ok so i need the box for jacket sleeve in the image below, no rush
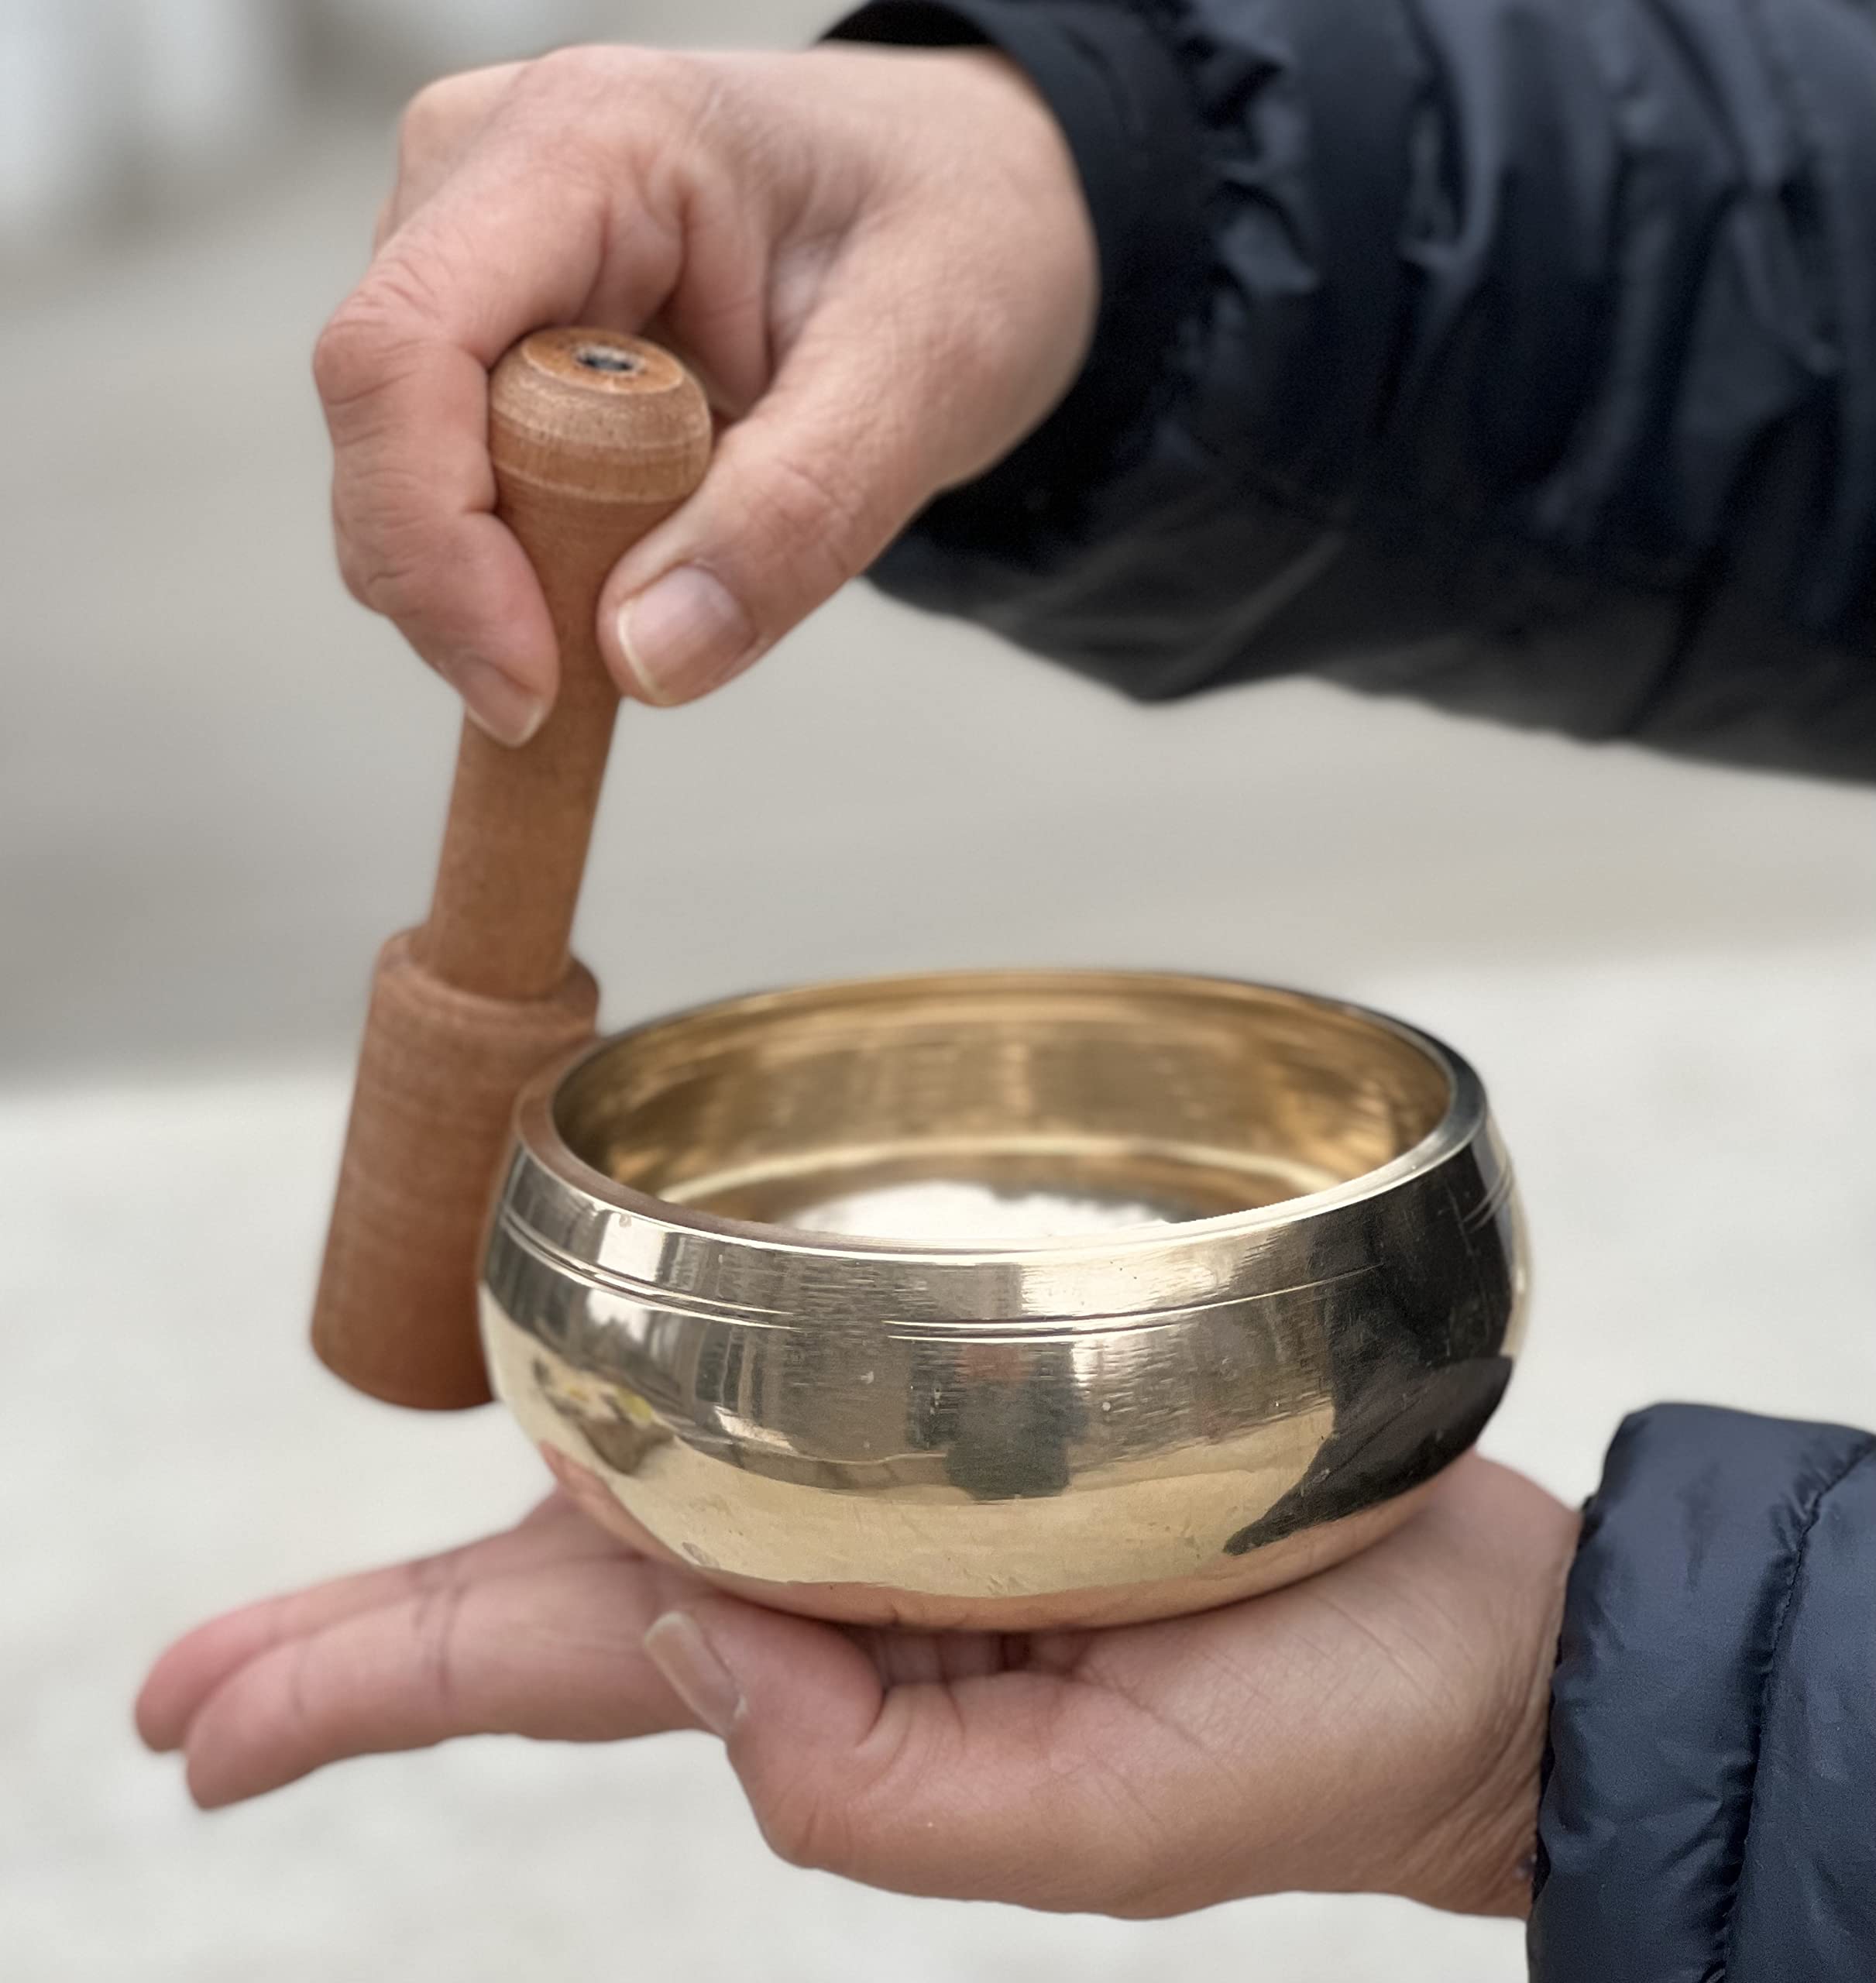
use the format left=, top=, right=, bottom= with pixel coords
left=829, top=0, right=1876, bottom=782
left=1530, top=1404, right=1876, bottom=1981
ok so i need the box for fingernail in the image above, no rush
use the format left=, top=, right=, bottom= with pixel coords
left=616, top=566, right=754, bottom=704
left=644, top=1611, right=744, bottom=1739
left=455, top=656, right=546, bottom=746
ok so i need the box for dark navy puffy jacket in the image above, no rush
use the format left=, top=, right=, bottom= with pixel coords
left=827, top=2, right=1876, bottom=1967
left=836, top=0, right=1876, bottom=782
left=1537, top=1406, right=1876, bottom=1978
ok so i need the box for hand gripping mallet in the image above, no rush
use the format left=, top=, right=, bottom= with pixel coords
left=311, top=328, right=712, bottom=1409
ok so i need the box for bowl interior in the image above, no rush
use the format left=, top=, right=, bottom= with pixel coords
left=548, top=974, right=1452, bottom=1242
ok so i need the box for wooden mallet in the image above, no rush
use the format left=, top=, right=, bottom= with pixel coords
left=311, top=328, right=712, bottom=1410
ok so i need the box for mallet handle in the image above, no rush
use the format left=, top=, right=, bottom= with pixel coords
left=311, top=330, right=711, bottom=1410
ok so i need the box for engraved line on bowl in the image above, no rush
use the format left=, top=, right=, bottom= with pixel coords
left=493, top=1205, right=790, bottom=1322
left=493, top=1204, right=1376, bottom=1338
left=1459, top=1165, right=1517, bottom=1232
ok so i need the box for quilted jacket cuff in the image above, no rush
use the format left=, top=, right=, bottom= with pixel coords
left=1533, top=1403, right=1876, bottom=1981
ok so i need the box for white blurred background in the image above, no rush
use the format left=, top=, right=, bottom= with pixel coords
left=2, top=2, right=598, bottom=254
left=2, top=5, right=1873, bottom=1979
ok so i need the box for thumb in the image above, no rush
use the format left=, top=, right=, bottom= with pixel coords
left=642, top=1596, right=1141, bottom=1908
left=595, top=308, right=950, bottom=706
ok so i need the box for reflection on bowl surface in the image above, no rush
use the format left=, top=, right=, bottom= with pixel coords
left=481, top=971, right=1524, bottom=1628
left=790, top=1179, right=1177, bottom=1241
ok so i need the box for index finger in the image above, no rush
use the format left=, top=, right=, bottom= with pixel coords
left=314, top=115, right=677, bottom=734
left=177, top=1551, right=708, bottom=1808
left=134, top=1494, right=615, bottom=1755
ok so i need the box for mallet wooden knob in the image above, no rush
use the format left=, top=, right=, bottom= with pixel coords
left=312, top=329, right=712, bottom=1409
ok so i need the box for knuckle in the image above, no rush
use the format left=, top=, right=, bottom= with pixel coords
left=278, top=1636, right=319, bottom=1743
left=332, top=496, right=430, bottom=621
left=332, top=534, right=373, bottom=611
left=521, top=41, right=606, bottom=91
left=363, top=251, right=452, bottom=332
left=750, top=448, right=875, bottom=597
left=754, top=1699, right=936, bottom=1885
left=487, top=50, right=651, bottom=203
left=751, top=1777, right=857, bottom=1876
left=344, top=536, right=426, bottom=623
left=514, top=43, right=706, bottom=142
left=312, top=264, right=444, bottom=417
left=516, top=42, right=634, bottom=115
left=406, top=1579, right=468, bottom=1714
left=338, top=546, right=403, bottom=619
left=396, top=77, right=459, bottom=162
left=527, top=40, right=685, bottom=95
left=311, top=305, right=380, bottom=413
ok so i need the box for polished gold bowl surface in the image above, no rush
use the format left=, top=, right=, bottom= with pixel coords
left=481, top=971, right=1524, bottom=1628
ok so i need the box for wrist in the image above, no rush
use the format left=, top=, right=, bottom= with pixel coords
left=826, top=1, right=1207, bottom=500
left=920, top=42, right=1101, bottom=374
left=1408, top=1507, right=1579, bottom=1919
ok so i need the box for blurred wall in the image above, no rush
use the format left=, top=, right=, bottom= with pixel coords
left=0, top=0, right=827, bottom=263
left=3, top=0, right=1872, bottom=1095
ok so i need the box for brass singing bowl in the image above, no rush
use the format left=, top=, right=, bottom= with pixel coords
left=479, top=971, right=1524, bottom=1630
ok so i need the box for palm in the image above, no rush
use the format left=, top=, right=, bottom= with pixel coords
left=139, top=1456, right=1572, bottom=1918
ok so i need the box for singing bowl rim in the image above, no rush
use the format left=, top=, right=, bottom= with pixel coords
left=501, top=966, right=1486, bottom=1267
